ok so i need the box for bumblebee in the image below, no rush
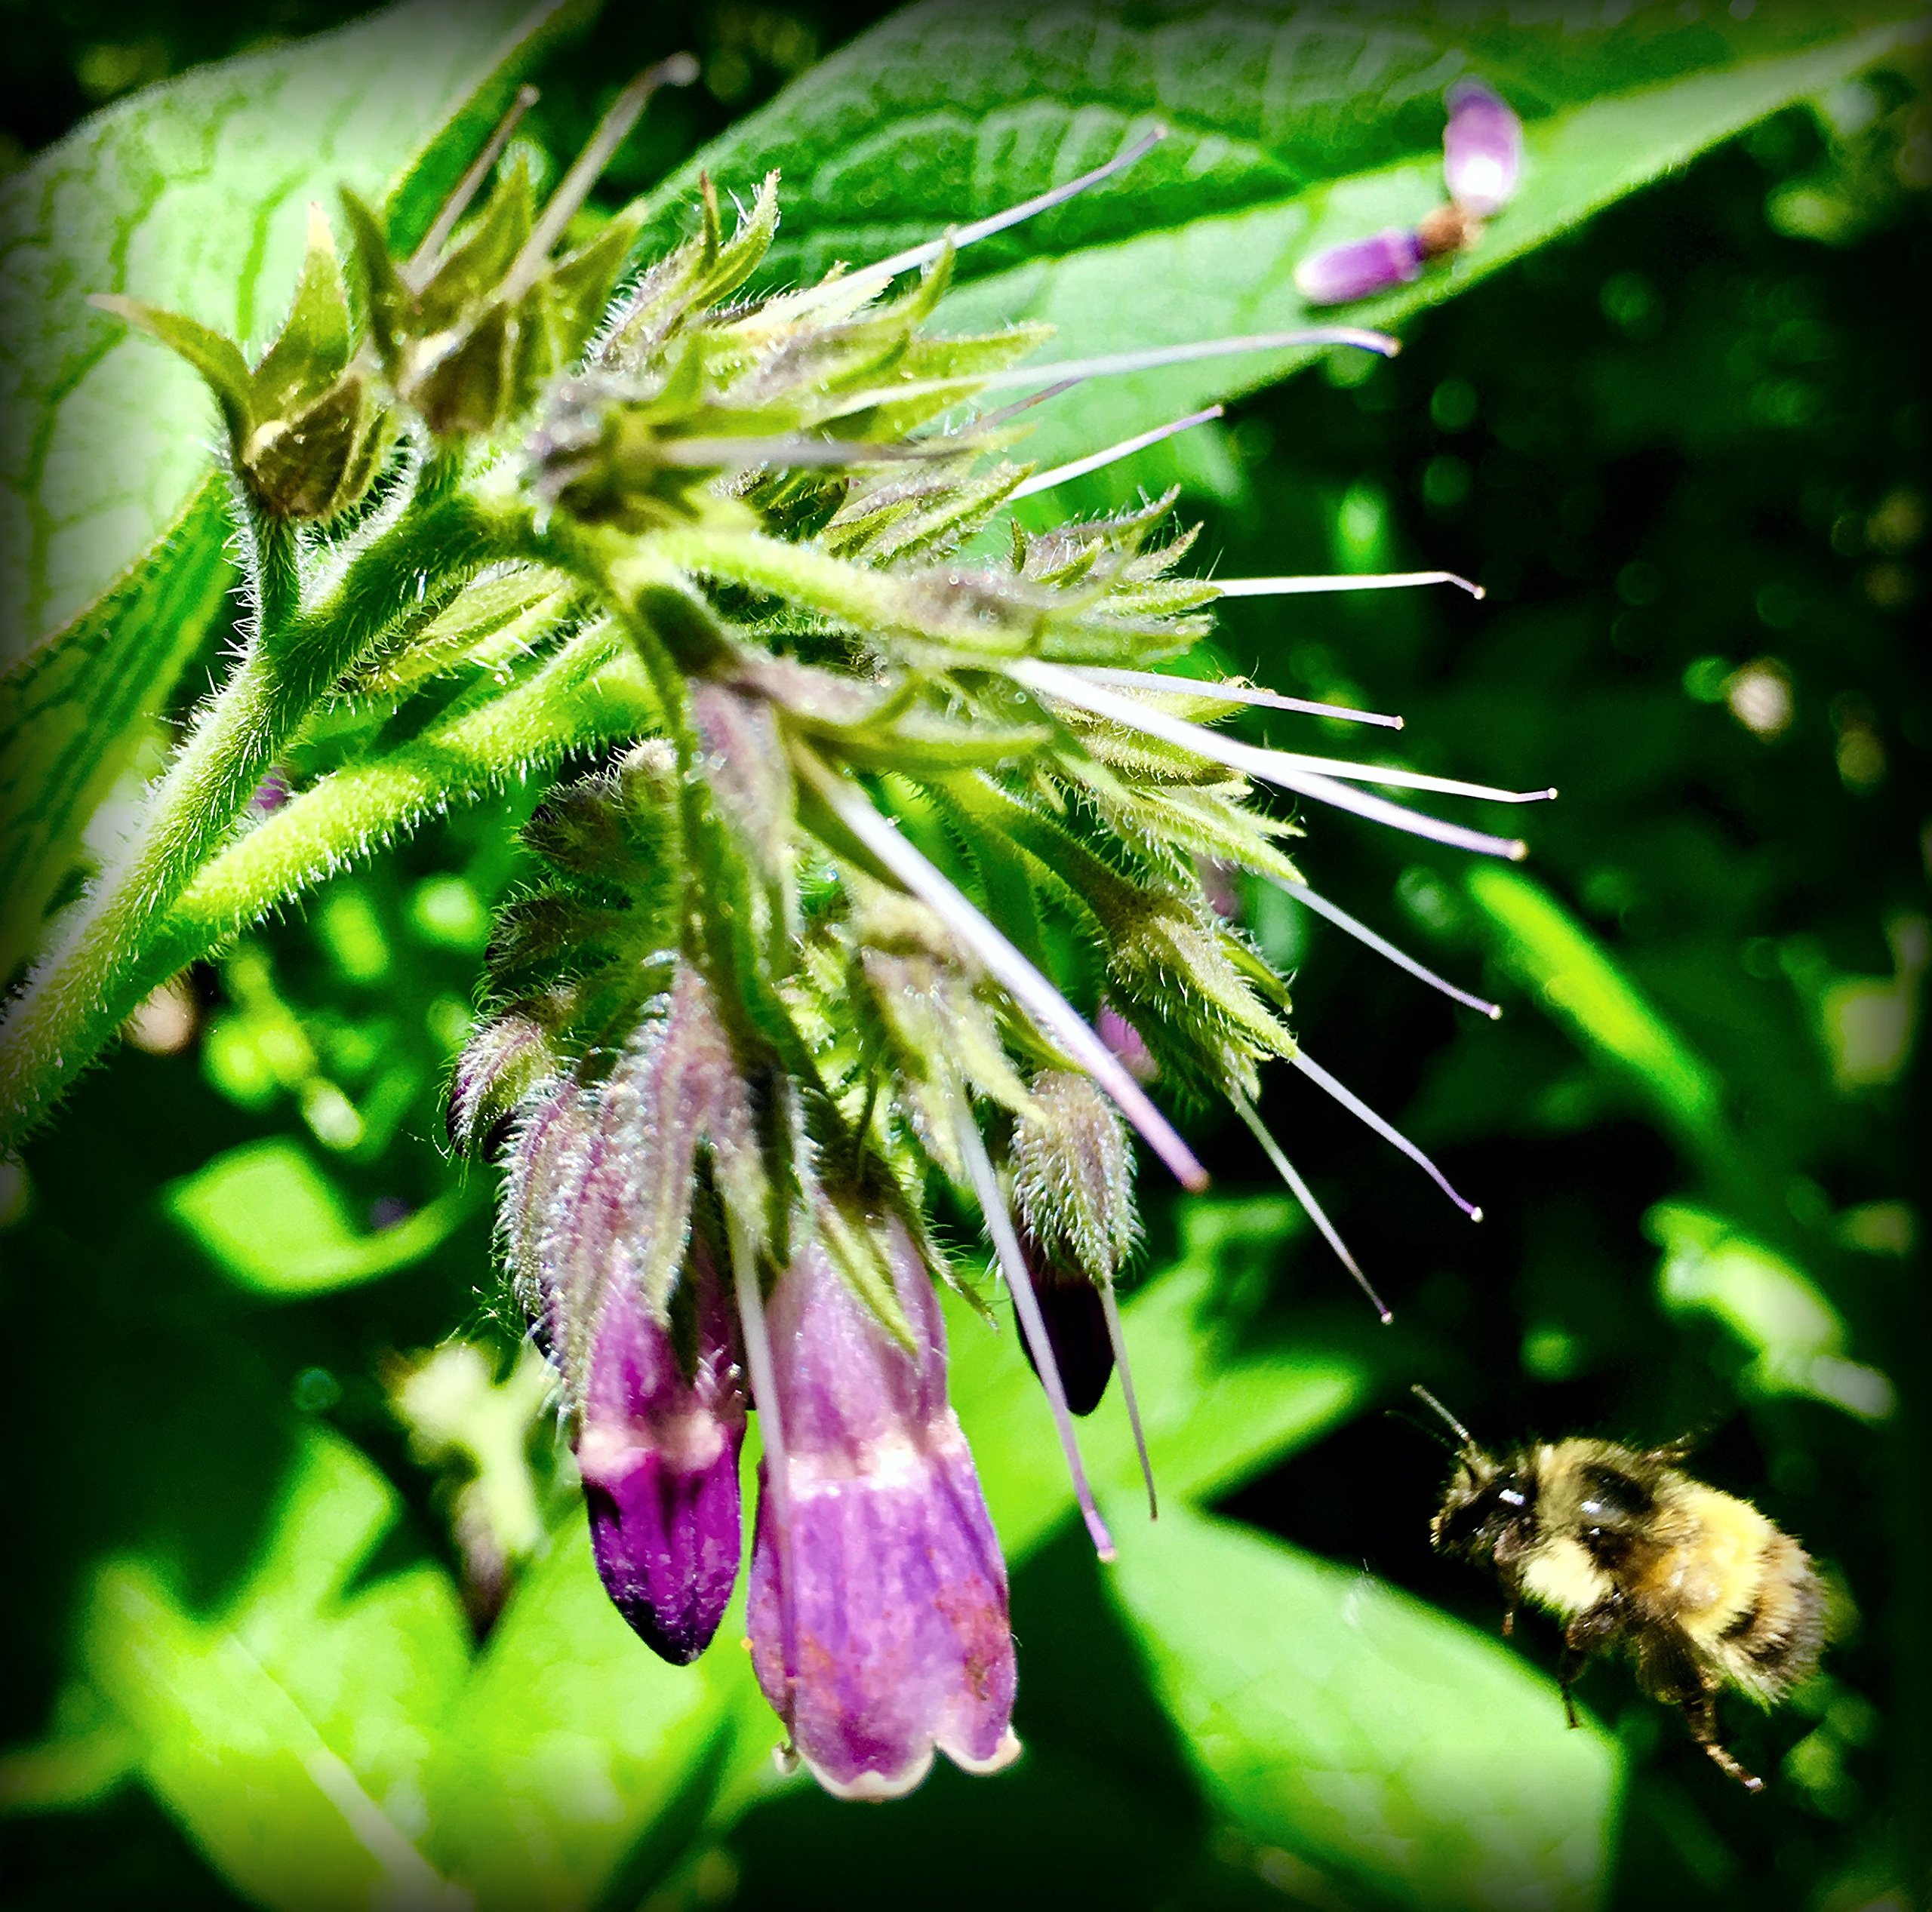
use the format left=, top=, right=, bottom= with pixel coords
left=1417, top=1388, right=1826, bottom=1790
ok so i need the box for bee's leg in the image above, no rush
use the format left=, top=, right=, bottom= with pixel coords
left=1684, top=1691, right=1764, bottom=1794
left=1558, top=1598, right=1625, bottom=1730
left=1556, top=1651, right=1584, bottom=1729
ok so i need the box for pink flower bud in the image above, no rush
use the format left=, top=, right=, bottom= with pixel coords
left=578, top=1239, right=746, bottom=1665
left=1443, top=80, right=1523, bottom=219
left=1294, top=228, right=1426, bottom=307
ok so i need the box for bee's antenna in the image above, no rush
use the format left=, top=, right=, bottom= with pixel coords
left=1385, top=1406, right=1459, bottom=1455
left=1411, top=1383, right=1476, bottom=1449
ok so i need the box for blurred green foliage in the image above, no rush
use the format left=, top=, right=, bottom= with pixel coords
left=2, top=4, right=1927, bottom=1910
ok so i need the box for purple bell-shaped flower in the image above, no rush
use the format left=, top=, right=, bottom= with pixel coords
left=577, top=1238, right=746, bottom=1665
left=746, top=1220, right=1019, bottom=1799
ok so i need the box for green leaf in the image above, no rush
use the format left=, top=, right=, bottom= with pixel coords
left=645, top=5, right=1925, bottom=469
left=950, top=1195, right=1368, bottom=1562
left=81, top=1429, right=470, bottom=1912
left=1110, top=1502, right=1623, bottom=1912
left=0, top=0, right=578, bottom=974
left=426, top=1510, right=761, bottom=1912
left=1463, top=867, right=1725, bottom=1152
left=164, top=1136, right=472, bottom=1293
left=1647, top=1201, right=1895, bottom=1422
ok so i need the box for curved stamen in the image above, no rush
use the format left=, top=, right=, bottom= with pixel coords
left=816, top=330, right=1399, bottom=426
left=1010, top=660, right=1538, bottom=857
left=1281, top=881, right=1502, bottom=1018
left=1290, top=1047, right=1483, bottom=1222
left=1009, top=405, right=1223, bottom=500
left=1097, top=1279, right=1157, bottom=1520
left=1230, top=1087, right=1390, bottom=1320
left=503, top=55, right=698, bottom=303
left=409, top=85, right=540, bottom=281
left=1216, top=570, right=1484, bottom=600
left=956, top=1113, right=1116, bottom=1561
left=1073, top=668, right=1402, bottom=730
left=781, top=125, right=1170, bottom=319
left=793, top=746, right=1208, bottom=1191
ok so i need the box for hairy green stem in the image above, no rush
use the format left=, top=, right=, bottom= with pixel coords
left=100, top=630, right=657, bottom=1068
left=0, top=483, right=531, bottom=1146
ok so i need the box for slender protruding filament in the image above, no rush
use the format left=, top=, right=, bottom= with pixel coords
left=782, top=125, right=1169, bottom=318
left=730, top=1214, right=796, bottom=1677
left=1216, top=570, right=1484, bottom=600
left=957, top=1113, right=1117, bottom=1561
left=408, top=84, right=540, bottom=281
left=1097, top=1279, right=1157, bottom=1519
left=1009, top=405, right=1223, bottom=500
left=817, top=329, right=1398, bottom=426
left=1230, top=1087, right=1391, bottom=1320
left=1281, top=881, right=1501, bottom=1018
left=1411, top=1383, right=1477, bottom=1449
left=503, top=54, right=699, bottom=302
left=1010, top=659, right=1539, bottom=859
left=1291, top=1048, right=1483, bottom=1221
left=793, top=746, right=1208, bottom=1191
left=1073, top=668, right=1403, bottom=730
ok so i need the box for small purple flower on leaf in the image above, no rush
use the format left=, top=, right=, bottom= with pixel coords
left=1443, top=79, right=1523, bottom=219
left=578, top=1237, right=746, bottom=1665
left=1294, top=227, right=1425, bottom=307
left=746, top=1222, right=1018, bottom=1800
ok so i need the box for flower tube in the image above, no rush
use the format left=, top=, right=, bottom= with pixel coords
left=746, top=1221, right=1019, bottom=1800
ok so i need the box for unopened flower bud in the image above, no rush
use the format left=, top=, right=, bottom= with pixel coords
left=578, top=1238, right=746, bottom=1665
left=1014, top=1231, right=1113, bottom=1416
left=746, top=1221, right=1018, bottom=1799
left=1294, top=227, right=1424, bottom=306
left=1443, top=80, right=1523, bottom=218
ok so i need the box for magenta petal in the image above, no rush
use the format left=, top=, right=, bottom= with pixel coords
left=1444, top=80, right=1523, bottom=217
left=1294, top=229, right=1425, bottom=307
left=747, top=1227, right=1019, bottom=1799
left=578, top=1244, right=746, bottom=1664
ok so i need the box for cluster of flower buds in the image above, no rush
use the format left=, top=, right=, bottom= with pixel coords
left=94, top=206, right=389, bottom=520
left=1296, top=79, right=1524, bottom=306
left=252, top=81, right=1544, bottom=1797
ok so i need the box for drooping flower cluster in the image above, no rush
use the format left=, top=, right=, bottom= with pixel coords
left=106, top=72, right=1546, bottom=1798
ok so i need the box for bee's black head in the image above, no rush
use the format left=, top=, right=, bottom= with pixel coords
left=1430, top=1448, right=1539, bottom=1569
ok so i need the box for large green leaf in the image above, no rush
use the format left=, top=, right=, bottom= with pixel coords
left=0, top=0, right=579, bottom=974
left=1110, top=1502, right=1623, bottom=1912
left=425, top=1502, right=765, bottom=1912
left=645, top=4, right=1924, bottom=469
left=80, top=1429, right=470, bottom=1911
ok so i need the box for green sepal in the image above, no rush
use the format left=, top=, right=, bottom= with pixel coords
left=89, top=295, right=254, bottom=432
left=251, top=204, right=354, bottom=417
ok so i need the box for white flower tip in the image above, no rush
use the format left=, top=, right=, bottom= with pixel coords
left=1468, top=1206, right=1485, bottom=1225
left=950, top=1728, right=1024, bottom=1778
left=659, top=51, right=701, bottom=88
left=1485, top=1004, right=1504, bottom=1022
left=1506, top=839, right=1530, bottom=862
left=1377, top=1305, right=1395, bottom=1326
left=1180, top=1163, right=1211, bottom=1194
left=1391, top=715, right=1407, bottom=731
left=1469, top=583, right=1487, bottom=601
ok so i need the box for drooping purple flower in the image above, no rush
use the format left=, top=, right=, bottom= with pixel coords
left=577, top=1237, right=746, bottom=1664
left=1443, top=79, right=1523, bottom=219
left=1294, top=226, right=1425, bottom=307
left=746, top=1221, right=1019, bottom=1800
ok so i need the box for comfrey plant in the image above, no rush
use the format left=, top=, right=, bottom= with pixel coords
left=1, top=71, right=1552, bottom=1800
